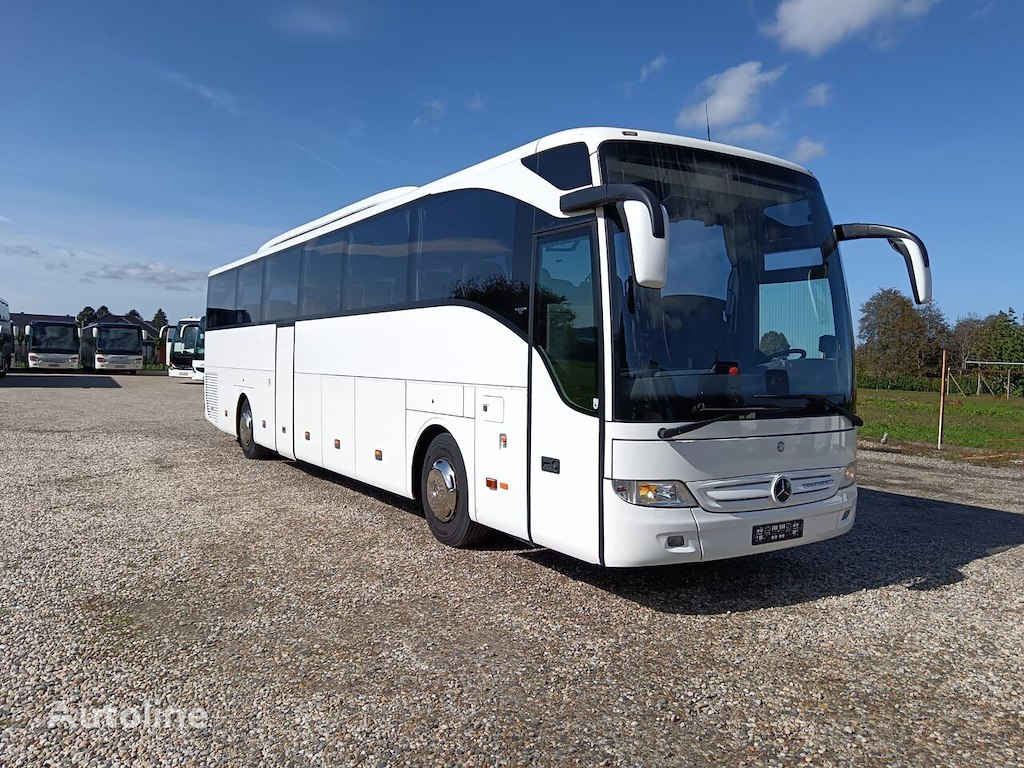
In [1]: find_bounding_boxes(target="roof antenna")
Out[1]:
[704,89,712,142]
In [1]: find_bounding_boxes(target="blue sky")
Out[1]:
[1,0,1020,328]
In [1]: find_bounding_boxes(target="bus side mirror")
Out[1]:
[833,223,931,304]
[623,199,669,289]
[23,325,31,337]
[559,183,671,289]
[91,327,98,338]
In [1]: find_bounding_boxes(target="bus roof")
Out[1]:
[210,127,816,277]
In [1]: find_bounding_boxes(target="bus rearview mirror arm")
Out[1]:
[560,184,670,289]
[833,223,932,304]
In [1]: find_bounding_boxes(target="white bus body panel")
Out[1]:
[529,349,601,564]
[472,387,528,541]
[602,424,857,567]
[355,378,406,495]
[322,375,356,478]
[27,354,77,370]
[275,327,295,459]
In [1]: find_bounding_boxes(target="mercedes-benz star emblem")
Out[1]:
[772,476,793,504]
[777,441,785,452]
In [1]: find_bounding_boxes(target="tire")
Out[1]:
[420,433,485,548]
[238,397,270,460]
[0,352,7,378]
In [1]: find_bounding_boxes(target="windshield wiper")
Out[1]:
[754,394,864,426]
[657,404,797,439]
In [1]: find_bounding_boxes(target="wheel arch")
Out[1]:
[411,424,450,502]
[235,392,250,440]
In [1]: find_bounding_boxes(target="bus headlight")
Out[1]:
[613,480,697,508]
[840,461,857,489]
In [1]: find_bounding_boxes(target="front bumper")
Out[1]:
[601,480,857,567]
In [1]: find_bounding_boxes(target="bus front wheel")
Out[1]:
[238,397,270,460]
[420,433,485,548]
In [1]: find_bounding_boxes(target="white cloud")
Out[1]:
[413,100,446,132]
[159,69,240,114]
[806,83,833,107]
[275,7,350,39]
[791,137,827,163]
[90,261,208,285]
[0,214,11,225]
[722,122,780,144]
[639,54,667,82]
[4,243,40,258]
[765,0,937,56]
[466,94,483,111]
[677,61,785,130]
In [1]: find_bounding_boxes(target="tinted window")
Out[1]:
[522,143,592,190]
[236,261,264,325]
[207,271,237,329]
[344,208,409,311]
[262,247,300,322]
[534,228,598,411]
[301,230,345,317]
[416,190,527,325]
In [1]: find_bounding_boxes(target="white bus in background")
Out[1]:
[80,322,143,374]
[203,127,930,567]
[190,318,206,383]
[160,317,201,378]
[0,297,11,378]
[21,318,79,369]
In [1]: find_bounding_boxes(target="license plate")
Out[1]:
[752,519,804,546]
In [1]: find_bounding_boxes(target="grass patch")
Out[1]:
[858,389,1024,451]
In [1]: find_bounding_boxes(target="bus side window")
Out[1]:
[300,234,345,318]
[415,189,520,325]
[534,229,598,411]
[345,208,410,311]
[236,261,264,325]
[207,270,238,329]
[262,246,300,323]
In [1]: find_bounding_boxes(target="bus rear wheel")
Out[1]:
[238,397,270,460]
[420,433,485,548]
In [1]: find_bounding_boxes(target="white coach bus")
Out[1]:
[161,317,202,378]
[21,318,80,369]
[203,127,930,567]
[80,322,144,373]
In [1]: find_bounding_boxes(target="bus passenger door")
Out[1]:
[275,326,295,459]
[528,225,603,564]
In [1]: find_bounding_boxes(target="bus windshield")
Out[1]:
[98,327,143,353]
[31,323,77,354]
[600,140,854,423]
[177,323,199,353]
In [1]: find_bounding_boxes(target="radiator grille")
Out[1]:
[204,372,219,419]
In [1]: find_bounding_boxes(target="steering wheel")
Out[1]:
[767,347,807,360]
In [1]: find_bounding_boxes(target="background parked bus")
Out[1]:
[17,317,79,370]
[159,317,201,378]
[0,298,11,378]
[80,322,143,373]
[191,317,205,383]
[202,127,929,568]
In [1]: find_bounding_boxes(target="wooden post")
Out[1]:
[937,349,948,450]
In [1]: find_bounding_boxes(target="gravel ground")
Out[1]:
[1,373,1022,767]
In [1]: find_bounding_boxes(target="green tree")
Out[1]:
[126,309,142,321]
[77,306,96,327]
[857,288,948,383]
[96,305,110,320]
[152,308,168,329]
[951,314,986,371]
[759,331,791,356]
